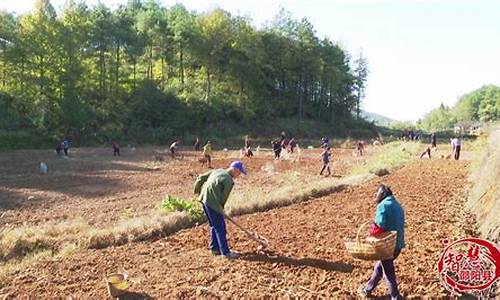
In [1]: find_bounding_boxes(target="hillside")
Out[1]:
[361,110,396,125]
[418,85,500,132]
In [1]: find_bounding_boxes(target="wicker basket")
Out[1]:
[344,221,397,261]
[105,273,129,298]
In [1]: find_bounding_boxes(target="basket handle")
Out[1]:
[356,221,371,244]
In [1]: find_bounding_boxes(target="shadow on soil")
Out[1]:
[0,148,161,211]
[240,251,354,273]
[116,291,154,300]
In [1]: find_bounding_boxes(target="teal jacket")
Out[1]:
[374,195,405,250]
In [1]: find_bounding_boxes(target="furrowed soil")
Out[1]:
[0,157,471,298]
[0,147,358,228]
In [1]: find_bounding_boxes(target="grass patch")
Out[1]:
[0,211,194,263]
[466,128,500,242]
[227,173,373,216]
[350,141,421,176]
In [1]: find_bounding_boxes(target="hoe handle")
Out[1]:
[223,213,268,247]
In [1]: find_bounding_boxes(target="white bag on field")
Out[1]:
[39,162,48,174]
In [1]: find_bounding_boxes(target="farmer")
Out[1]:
[321,136,330,148]
[358,184,405,300]
[194,161,247,259]
[419,144,431,159]
[356,140,365,156]
[451,136,461,160]
[112,141,120,156]
[169,140,180,158]
[62,139,70,156]
[320,146,332,176]
[203,141,213,168]
[194,136,201,151]
[430,132,437,148]
[244,147,254,157]
[244,135,253,157]
[272,140,281,160]
[55,142,63,156]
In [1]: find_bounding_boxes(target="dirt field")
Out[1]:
[0,146,361,228]
[0,157,470,298]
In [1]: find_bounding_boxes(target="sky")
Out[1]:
[2,0,500,121]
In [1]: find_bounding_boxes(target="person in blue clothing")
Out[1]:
[194,161,248,260]
[321,136,330,148]
[358,184,405,300]
[62,139,70,156]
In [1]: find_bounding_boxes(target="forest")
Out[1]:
[0,0,370,148]
[418,85,500,132]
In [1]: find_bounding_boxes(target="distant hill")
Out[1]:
[362,111,397,125]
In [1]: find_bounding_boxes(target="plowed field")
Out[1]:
[0,147,358,228]
[0,158,470,298]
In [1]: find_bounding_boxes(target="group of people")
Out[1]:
[55,139,71,156]
[419,133,462,160]
[271,132,297,160]
[194,158,405,299]
[401,130,421,141]
[167,138,213,168]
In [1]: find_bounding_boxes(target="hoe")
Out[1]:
[222,212,270,250]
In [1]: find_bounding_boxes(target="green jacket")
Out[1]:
[194,169,234,213]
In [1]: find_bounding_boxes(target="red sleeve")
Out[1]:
[370,223,385,236]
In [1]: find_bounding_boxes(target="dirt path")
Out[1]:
[0,147,359,228]
[0,158,470,298]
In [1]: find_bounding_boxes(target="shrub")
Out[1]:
[161,195,205,223]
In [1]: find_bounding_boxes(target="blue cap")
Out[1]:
[229,160,247,175]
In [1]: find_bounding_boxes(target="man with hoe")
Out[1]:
[194,161,248,259]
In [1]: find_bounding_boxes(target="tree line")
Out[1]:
[0,0,368,146]
[418,85,500,132]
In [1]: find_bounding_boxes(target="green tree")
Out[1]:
[353,51,368,120]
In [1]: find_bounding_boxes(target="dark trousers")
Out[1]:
[366,250,401,299]
[63,148,68,156]
[420,148,431,158]
[113,148,120,156]
[274,149,281,159]
[202,203,230,256]
[194,143,200,151]
[454,146,461,160]
[320,162,331,175]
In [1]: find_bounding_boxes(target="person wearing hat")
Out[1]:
[203,141,213,168]
[194,161,248,259]
[358,184,405,300]
[169,140,180,158]
[272,140,281,160]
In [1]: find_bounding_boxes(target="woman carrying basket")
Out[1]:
[358,185,405,300]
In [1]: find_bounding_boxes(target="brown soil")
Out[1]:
[0,158,470,298]
[0,147,357,228]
